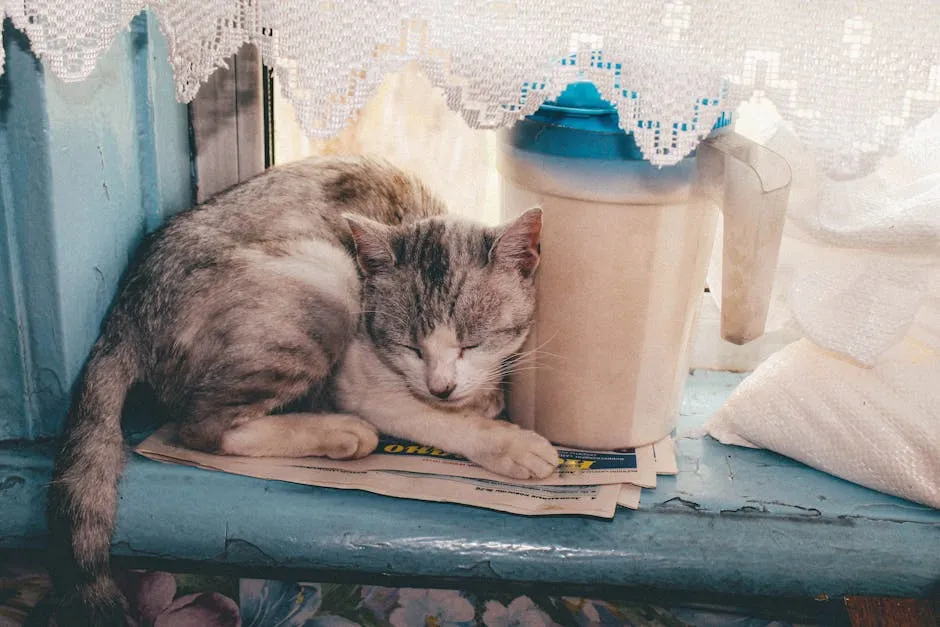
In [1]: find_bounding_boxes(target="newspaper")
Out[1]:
[136,425,677,519]
[616,483,643,509]
[266,434,658,488]
[617,438,675,508]
[652,436,678,475]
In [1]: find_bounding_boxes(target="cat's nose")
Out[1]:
[430,383,456,400]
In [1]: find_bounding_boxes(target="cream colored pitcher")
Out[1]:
[499,83,791,449]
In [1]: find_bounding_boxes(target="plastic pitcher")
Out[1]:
[499,82,791,449]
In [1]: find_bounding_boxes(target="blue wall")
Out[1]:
[0,13,193,440]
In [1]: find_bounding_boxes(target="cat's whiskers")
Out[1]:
[500,365,560,376]
[502,354,563,372]
[496,357,561,375]
[511,331,564,359]
[505,346,566,366]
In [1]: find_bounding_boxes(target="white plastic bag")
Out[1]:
[706,336,940,508]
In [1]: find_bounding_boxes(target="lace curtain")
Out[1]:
[1,0,938,177]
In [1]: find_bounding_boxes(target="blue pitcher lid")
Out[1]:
[528,82,622,133]
[514,81,730,161]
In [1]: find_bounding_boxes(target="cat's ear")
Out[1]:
[489,207,542,277]
[344,214,395,275]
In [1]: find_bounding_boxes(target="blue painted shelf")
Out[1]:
[2,371,938,599]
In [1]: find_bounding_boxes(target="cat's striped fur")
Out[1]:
[46,156,556,626]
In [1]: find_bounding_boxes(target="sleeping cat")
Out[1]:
[45,156,558,626]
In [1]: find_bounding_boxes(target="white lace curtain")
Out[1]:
[2,1,938,177]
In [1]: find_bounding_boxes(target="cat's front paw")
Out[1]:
[320,415,379,459]
[472,422,558,480]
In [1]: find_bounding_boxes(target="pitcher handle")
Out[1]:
[697,131,792,345]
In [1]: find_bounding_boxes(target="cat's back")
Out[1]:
[165,156,446,248]
[113,156,447,335]
[125,156,446,295]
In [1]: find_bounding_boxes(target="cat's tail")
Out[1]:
[45,333,142,627]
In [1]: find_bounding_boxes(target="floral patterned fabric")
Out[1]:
[1,557,834,627]
[236,580,823,627]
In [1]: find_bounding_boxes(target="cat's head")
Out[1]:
[345,209,541,409]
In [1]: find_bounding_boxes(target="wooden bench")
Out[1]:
[3,371,937,605]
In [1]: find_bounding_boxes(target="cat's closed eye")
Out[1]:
[397,343,422,358]
[459,344,480,358]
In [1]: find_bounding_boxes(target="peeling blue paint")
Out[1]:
[0,21,53,440]
[0,13,192,439]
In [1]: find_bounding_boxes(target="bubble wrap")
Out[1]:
[706,337,940,508]
[1,1,938,175]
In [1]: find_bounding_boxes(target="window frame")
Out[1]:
[189,44,267,202]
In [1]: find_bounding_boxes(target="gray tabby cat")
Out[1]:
[46,156,558,626]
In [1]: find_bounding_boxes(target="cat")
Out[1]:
[45,156,558,626]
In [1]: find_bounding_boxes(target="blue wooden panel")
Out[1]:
[131,13,194,227]
[0,187,29,439]
[40,24,145,435]
[0,196,27,439]
[0,23,52,440]
[0,13,192,440]
[1,372,937,598]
